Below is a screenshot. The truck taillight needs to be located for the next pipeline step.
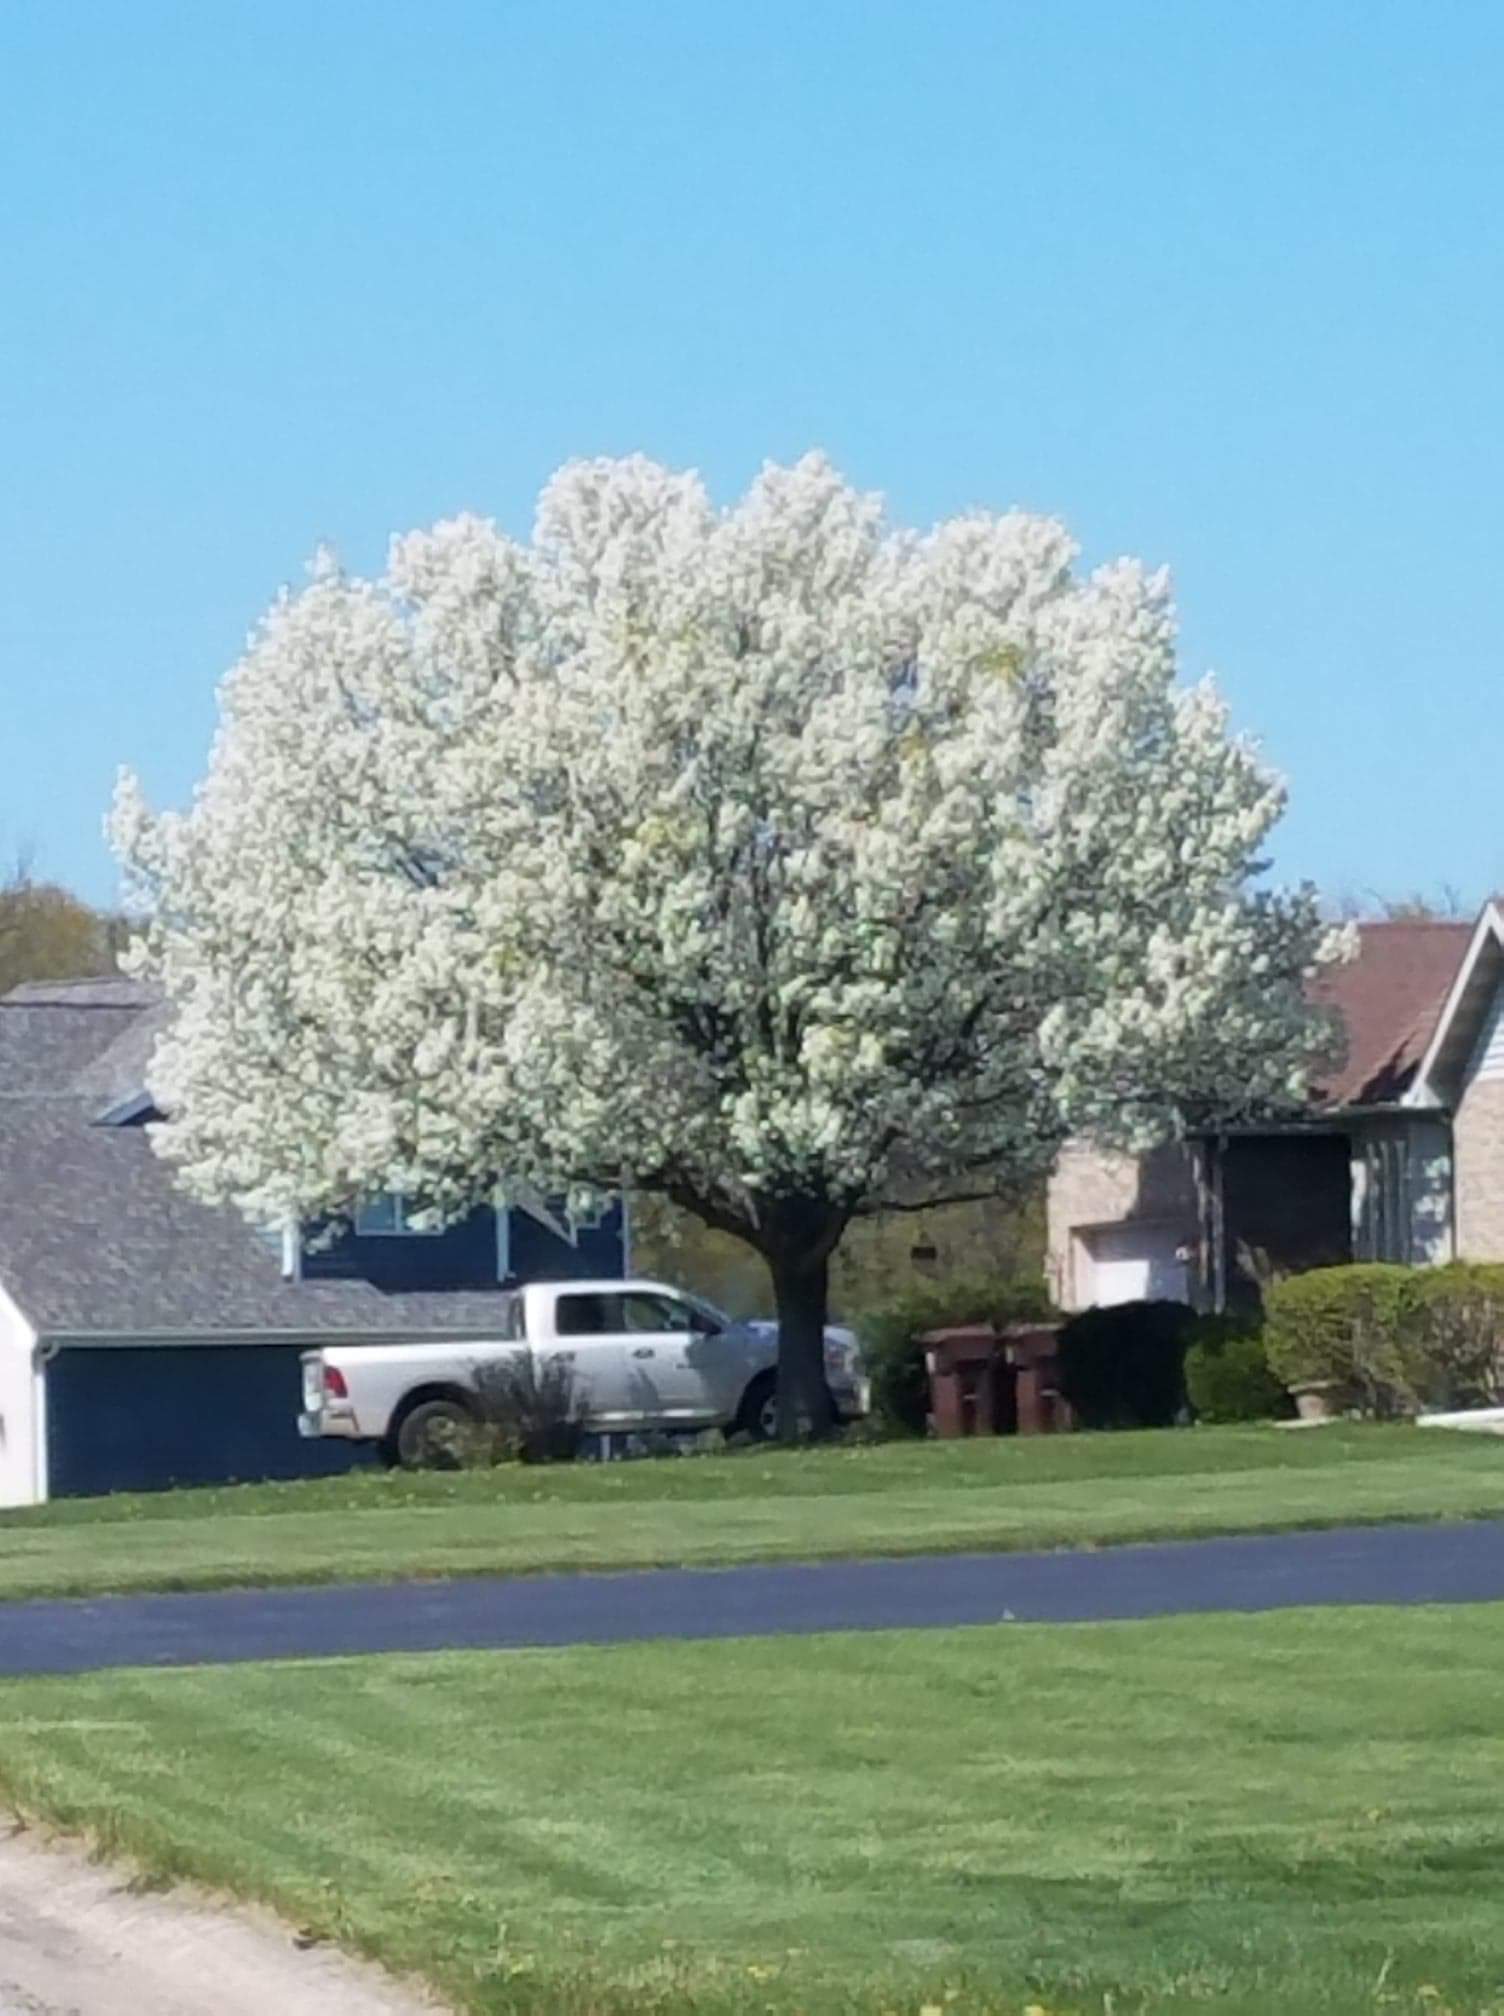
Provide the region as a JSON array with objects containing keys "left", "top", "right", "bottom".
[{"left": 323, "top": 1366, "right": 349, "bottom": 1399}]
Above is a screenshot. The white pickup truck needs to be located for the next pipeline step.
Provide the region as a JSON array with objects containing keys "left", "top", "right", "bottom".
[{"left": 299, "top": 1277, "right": 868, "bottom": 1466}]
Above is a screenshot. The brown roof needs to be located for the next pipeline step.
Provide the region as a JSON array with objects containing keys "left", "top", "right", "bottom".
[{"left": 1312, "top": 920, "right": 1472, "bottom": 1106}]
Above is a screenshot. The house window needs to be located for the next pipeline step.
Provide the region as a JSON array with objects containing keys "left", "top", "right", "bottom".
[
  {"left": 567, "top": 1192, "right": 613, "bottom": 1237},
  {"left": 1378, "top": 1137, "right": 1411, "bottom": 1262},
  {"left": 1357, "top": 1136, "right": 1412, "bottom": 1264},
  {"left": 494, "top": 1205, "right": 512, "bottom": 1283},
  {"left": 354, "top": 1193, "right": 441, "bottom": 1237}
]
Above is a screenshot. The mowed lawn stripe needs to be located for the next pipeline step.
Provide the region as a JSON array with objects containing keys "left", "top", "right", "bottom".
[
  {"left": 10, "top": 1419, "right": 1494, "bottom": 1532},
  {"left": 3, "top": 1422, "right": 1504, "bottom": 1602},
  {"left": 4, "top": 1607, "right": 1504, "bottom": 2013}
]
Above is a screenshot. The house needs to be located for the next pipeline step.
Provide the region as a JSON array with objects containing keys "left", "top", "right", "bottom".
[
  {"left": 1046, "top": 912, "right": 1504, "bottom": 1312},
  {"left": 0, "top": 978, "right": 625, "bottom": 1507}
]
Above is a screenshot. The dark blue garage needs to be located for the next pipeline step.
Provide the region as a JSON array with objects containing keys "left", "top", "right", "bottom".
[{"left": 45, "top": 1341, "right": 369, "bottom": 1497}]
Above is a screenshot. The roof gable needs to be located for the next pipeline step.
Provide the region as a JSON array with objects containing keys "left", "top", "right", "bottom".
[
  {"left": 1406, "top": 903, "right": 1504, "bottom": 1107},
  {"left": 1311, "top": 919, "right": 1473, "bottom": 1107}
]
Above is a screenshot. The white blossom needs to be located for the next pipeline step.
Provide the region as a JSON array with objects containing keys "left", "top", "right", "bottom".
[{"left": 112, "top": 454, "right": 1340, "bottom": 1418}]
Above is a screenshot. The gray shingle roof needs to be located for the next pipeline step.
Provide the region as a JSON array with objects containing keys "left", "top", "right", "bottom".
[
  {"left": 0, "top": 1001, "right": 141, "bottom": 1093},
  {"left": 3, "top": 978, "right": 158, "bottom": 1009},
  {"left": 0, "top": 982, "right": 520, "bottom": 1340},
  {"left": 67, "top": 998, "right": 174, "bottom": 1105}
]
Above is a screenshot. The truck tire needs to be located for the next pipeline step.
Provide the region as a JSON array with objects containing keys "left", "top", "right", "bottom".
[
  {"left": 735, "top": 1372, "right": 779, "bottom": 1443},
  {"left": 393, "top": 1397, "right": 480, "bottom": 1470}
]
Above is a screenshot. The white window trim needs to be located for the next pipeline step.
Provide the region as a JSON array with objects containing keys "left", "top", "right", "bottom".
[
  {"left": 354, "top": 1193, "right": 442, "bottom": 1238},
  {"left": 280, "top": 1217, "right": 303, "bottom": 1280},
  {"left": 567, "top": 1192, "right": 612, "bottom": 1236}
]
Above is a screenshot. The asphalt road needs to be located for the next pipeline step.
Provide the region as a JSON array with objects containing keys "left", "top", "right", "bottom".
[{"left": 2, "top": 1519, "right": 1503, "bottom": 1678}]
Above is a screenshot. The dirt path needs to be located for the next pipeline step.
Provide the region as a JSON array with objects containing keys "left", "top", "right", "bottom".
[{"left": 0, "top": 1823, "right": 444, "bottom": 2016}]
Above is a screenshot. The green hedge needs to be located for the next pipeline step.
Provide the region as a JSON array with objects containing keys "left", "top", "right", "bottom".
[
  {"left": 856, "top": 1270, "right": 1057, "bottom": 1436},
  {"left": 1056, "top": 1300, "right": 1194, "bottom": 1429},
  {"left": 1183, "top": 1317, "right": 1289, "bottom": 1423},
  {"left": 1264, "top": 1262, "right": 1504, "bottom": 1417},
  {"left": 859, "top": 1258, "right": 1504, "bottom": 1438}
]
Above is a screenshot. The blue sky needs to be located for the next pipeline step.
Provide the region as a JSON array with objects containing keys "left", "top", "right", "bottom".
[{"left": 2, "top": 0, "right": 1500, "bottom": 909}]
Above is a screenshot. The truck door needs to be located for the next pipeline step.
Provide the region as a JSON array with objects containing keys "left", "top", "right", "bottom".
[
  {"left": 549, "top": 1288, "right": 718, "bottom": 1426},
  {"left": 549, "top": 1289, "right": 633, "bottom": 1424},
  {"left": 613, "top": 1289, "right": 722, "bottom": 1423}
]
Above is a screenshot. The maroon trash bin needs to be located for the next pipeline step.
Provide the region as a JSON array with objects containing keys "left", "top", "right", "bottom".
[
  {"left": 1002, "top": 1322, "right": 1070, "bottom": 1434},
  {"left": 922, "top": 1325, "right": 1004, "bottom": 1437}
]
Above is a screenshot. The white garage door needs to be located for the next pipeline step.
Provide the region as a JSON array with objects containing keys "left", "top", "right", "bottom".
[{"left": 1080, "top": 1223, "right": 1190, "bottom": 1307}]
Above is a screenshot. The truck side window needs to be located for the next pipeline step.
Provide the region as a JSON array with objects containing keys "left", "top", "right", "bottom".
[
  {"left": 619, "top": 1292, "right": 682, "bottom": 1332},
  {"left": 556, "top": 1293, "right": 620, "bottom": 1336}
]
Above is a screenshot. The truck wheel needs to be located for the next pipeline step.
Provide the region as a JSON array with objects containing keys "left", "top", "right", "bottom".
[
  {"left": 735, "top": 1373, "right": 779, "bottom": 1443},
  {"left": 394, "top": 1398, "right": 478, "bottom": 1470}
]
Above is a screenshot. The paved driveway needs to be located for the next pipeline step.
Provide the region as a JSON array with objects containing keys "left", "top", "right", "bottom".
[
  {"left": 3, "top": 1519, "right": 1503, "bottom": 1678},
  {"left": 0, "top": 1825, "right": 439, "bottom": 2016}
]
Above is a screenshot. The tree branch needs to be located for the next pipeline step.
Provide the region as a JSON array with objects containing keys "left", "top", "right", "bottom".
[{"left": 849, "top": 1186, "right": 1007, "bottom": 1219}]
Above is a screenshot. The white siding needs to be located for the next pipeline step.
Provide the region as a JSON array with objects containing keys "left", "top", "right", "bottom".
[
  {"left": 0, "top": 1285, "right": 40, "bottom": 1509},
  {"left": 1406, "top": 1116, "right": 1455, "bottom": 1265},
  {"left": 1348, "top": 1116, "right": 1454, "bottom": 1267}
]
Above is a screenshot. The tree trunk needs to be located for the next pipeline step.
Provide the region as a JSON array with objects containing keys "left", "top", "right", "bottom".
[
  {"left": 767, "top": 1240, "right": 838, "bottom": 1443},
  {"left": 659, "top": 1184, "right": 846, "bottom": 1445}
]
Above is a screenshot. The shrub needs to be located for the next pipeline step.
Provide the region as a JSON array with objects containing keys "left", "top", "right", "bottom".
[
  {"left": 1411, "top": 1263, "right": 1504, "bottom": 1408},
  {"left": 1056, "top": 1299, "right": 1194, "bottom": 1429},
  {"left": 856, "top": 1269, "right": 1057, "bottom": 1436},
  {"left": 473, "top": 1350, "right": 582, "bottom": 1463},
  {"left": 1263, "top": 1265, "right": 1421, "bottom": 1417},
  {"left": 1183, "top": 1316, "right": 1289, "bottom": 1423},
  {"left": 1264, "top": 1262, "right": 1504, "bottom": 1418}
]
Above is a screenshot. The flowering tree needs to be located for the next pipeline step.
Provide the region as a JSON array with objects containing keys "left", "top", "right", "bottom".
[{"left": 114, "top": 455, "right": 1339, "bottom": 1436}]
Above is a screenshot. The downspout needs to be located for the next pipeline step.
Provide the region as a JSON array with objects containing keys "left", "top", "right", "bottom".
[{"left": 619, "top": 1183, "right": 633, "bottom": 1278}]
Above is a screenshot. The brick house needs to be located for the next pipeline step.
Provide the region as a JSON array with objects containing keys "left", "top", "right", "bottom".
[{"left": 1047, "top": 911, "right": 1504, "bottom": 1312}]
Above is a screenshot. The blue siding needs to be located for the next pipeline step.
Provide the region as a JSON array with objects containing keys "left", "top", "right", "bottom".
[
  {"left": 507, "top": 1200, "right": 626, "bottom": 1284},
  {"left": 46, "top": 1344, "right": 377, "bottom": 1498},
  {"left": 45, "top": 1204, "right": 625, "bottom": 1499},
  {"left": 303, "top": 1200, "right": 625, "bottom": 1290},
  {"left": 303, "top": 1202, "right": 502, "bottom": 1291}
]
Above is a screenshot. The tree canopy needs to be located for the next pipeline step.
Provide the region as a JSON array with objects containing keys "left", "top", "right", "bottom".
[{"left": 113, "top": 454, "right": 1340, "bottom": 1432}]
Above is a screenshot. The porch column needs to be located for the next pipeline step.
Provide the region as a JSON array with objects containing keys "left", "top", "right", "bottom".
[
  {"left": 1349, "top": 1128, "right": 1371, "bottom": 1262},
  {"left": 1193, "top": 1135, "right": 1228, "bottom": 1314}
]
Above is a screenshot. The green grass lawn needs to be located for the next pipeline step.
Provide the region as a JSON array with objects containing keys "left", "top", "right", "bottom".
[
  {"left": 3, "top": 1606, "right": 1504, "bottom": 2013},
  {"left": 2, "top": 1424, "right": 1503, "bottom": 1603}
]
